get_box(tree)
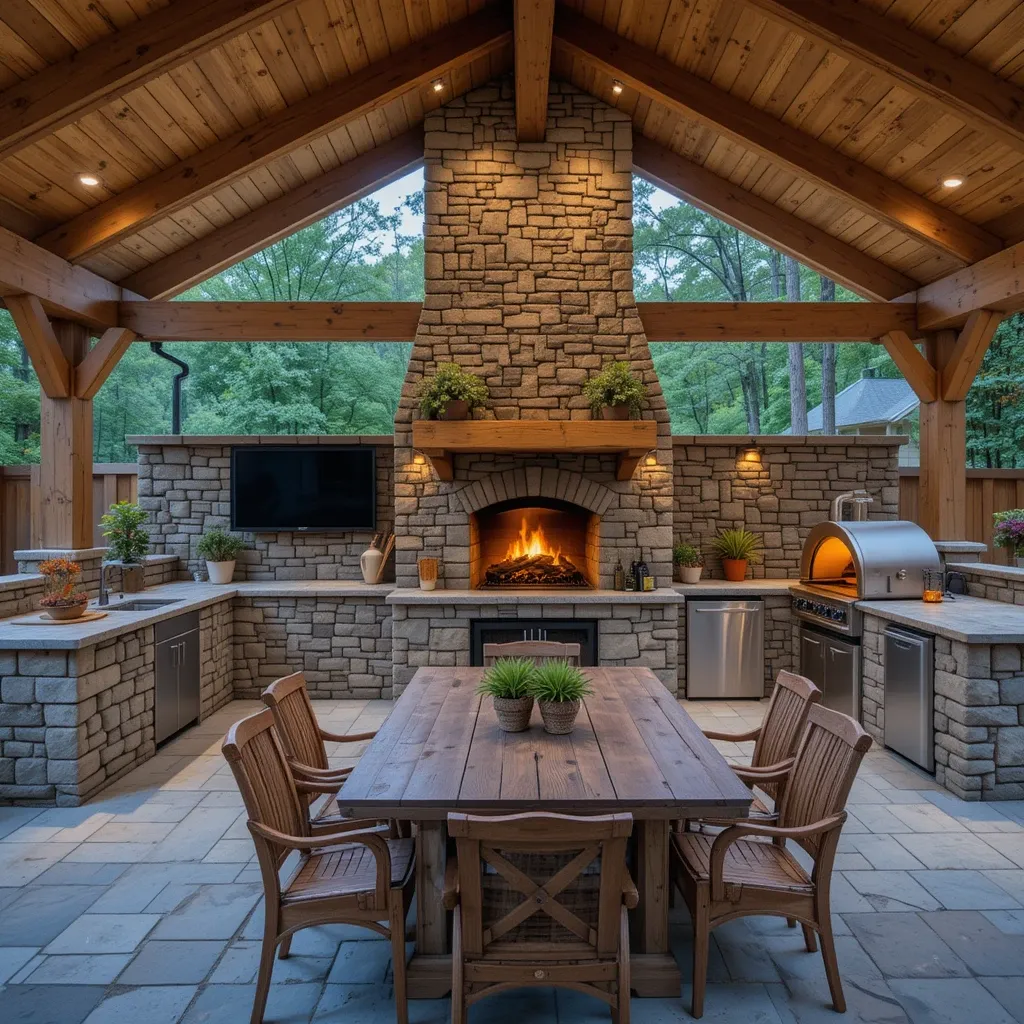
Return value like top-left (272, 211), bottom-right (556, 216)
top-left (819, 276), bottom-right (837, 434)
top-left (785, 256), bottom-right (808, 434)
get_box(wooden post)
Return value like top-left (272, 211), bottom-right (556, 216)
top-left (917, 330), bottom-right (966, 540)
top-left (39, 319), bottom-right (93, 549)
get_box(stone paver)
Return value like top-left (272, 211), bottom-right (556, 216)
top-left (1, 697), bottom-right (1024, 1024)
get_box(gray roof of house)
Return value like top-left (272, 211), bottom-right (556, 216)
top-left (805, 376), bottom-right (918, 431)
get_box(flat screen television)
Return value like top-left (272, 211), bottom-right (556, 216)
top-left (231, 446), bottom-right (376, 532)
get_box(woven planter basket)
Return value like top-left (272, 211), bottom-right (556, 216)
top-left (539, 699), bottom-right (581, 735)
top-left (493, 696), bottom-right (534, 733)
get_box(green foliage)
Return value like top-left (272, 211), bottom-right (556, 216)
top-left (416, 362), bottom-right (488, 418)
top-left (477, 657), bottom-right (536, 699)
top-left (197, 527), bottom-right (245, 562)
top-left (100, 501), bottom-right (150, 563)
top-left (529, 660), bottom-right (593, 703)
top-left (673, 542), bottom-right (702, 567)
top-left (992, 509), bottom-right (1024, 554)
top-left (583, 361), bottom-right (648, 416)
top-left (712, 528), bottom-right (762, 563)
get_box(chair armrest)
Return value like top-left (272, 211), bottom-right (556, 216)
top-left (731, 757), bottom-right (794, 786)
top-left (702, 726), bottom-right (762, 742)
top-left (296, 779), bottom-right (346, 796)
top-left (442, 856), bottom-right (460, 910)
top-left (319, 728), bottom-right (378, 744)
top-left (288, 759), bottom-right (352, 781)
top-left (311, 818), bottom-right (390, 837)
top-left (622, 872), bottom-right (639, 910)
top-left (707, 813), bottom-right (847, 901)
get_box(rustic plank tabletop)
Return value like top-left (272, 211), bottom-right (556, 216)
top-left (339, 666), bottom-right (753, 999)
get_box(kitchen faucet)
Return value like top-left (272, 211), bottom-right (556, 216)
top-left (98, 563), bottom-right (122, 606)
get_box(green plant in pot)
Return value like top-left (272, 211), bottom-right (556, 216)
top-left (529, 660), bottom-right (593, 735)
top-left (712, 528), bottom-right (762, 582)
top-left (100, 501), bottom-right (150, 592)
top-left (197, 527), bottom-right (246, 584)
top-left (583, 360), bottom-right (648, 420)
top-left (478, 657), bottom-right (536, 732)
top-left (417, 362), bottom-right (488, 421)
top-left (673, 541), bottom-right (704, 584)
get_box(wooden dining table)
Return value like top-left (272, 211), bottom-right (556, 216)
top-left (338, 665), bottom-right (753, 998)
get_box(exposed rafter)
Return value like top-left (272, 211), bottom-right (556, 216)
top-left (0, 0), bottom-right (303, 161)
top-left (555, 6), bottom-right (1001, 265)
top-left (742, 0), bottom-right (1024, 155)
top-left (122, 130), bottom-right (424, 299)
top-left (632, 136), bottom-right (915, 301)
top-left (515, 0), bottom-right (556, 141)
top-left (37, 8), bottom-right (512, 263)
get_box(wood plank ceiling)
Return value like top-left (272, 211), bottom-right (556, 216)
top-left (1, 0), bottom-right (1024, 301)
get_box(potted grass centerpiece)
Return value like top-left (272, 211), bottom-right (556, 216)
top-left (713, 528), bottom-right (762, 582)
top-left (530, 660), bottom-right (593, 735)
top-left (417, 362), bottom-right (488, 421)
top-left (478, 657), bottom-right (536, 733)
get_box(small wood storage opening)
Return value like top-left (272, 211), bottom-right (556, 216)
top-left (470, 498), bottom-right (599, 589)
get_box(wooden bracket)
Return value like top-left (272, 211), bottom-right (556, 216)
top-left (879, 330), bottom-right (937, 403)
top-left (616, 450), bottom-right (648, 481)
top-left (74, 327), bottom-right (136, 399)
top-left (6, 293), bottom-right (72, 398)
top-left (941, 310), bottom-right (1003, 401)
top-left (421, 449), bottom-right (454, 482)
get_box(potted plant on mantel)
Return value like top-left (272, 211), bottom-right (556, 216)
top-left (417, 362), bottom-right (488, 421)
top-left (197, 527), bottom-right (246, 584)
top-left (530, 660), bottom-right (593, 735)
top-left (38, 557), bottom-right (89, 620)
top-left (713, 528), bottom-right (763, 582)
top-left (478, 657), bottom-right (536, 733)
top-left (673, 542), bottom-right (704, 584)
top-left (583, 360), bottom-right (648, 420)
top-left (994, 509), bottom-right (1024, 568)
top-left (100, 500), bottom-right (150, 593)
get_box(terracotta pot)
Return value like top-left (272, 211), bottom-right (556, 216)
top-left (206, 560), bottom-right (236, 584)
top-left (538, 699), bottom-right (581, 735)
top-left (439, 400), bottom-right (470, 421)
top-left (721, 558), bottom-right (748, 582)
top-left (600, 404), bottom-right (631, 421)
top-left (43, 603), bottom-right (87, 621)
top-left (678, 565), bottom-right (703, 584)
top-left (493, 695), bottom-right (534, 733)
top-left (121, 563), bottom-right (145, 593)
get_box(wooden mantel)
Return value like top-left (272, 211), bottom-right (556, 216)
top-left (411, 419), bottom-right (659, 481)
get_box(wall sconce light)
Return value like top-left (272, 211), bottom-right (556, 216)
top-left (611, 80), bottom-right (624, 95)
top-left (740, 446), bottom-right (761, 464)
top-left (644, 453), bottom-right (657, 466)
top-left (431, 79), bottom-right (444, 93)
top-left (413, 453), bottom-right (426, 465)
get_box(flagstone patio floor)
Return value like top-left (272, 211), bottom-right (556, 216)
top-left (1, 697), bottom-right (1023, 1024)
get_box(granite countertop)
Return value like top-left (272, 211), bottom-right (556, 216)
top-left (674, 579), bottom-right (797, 596)
top-left (857, 595), bottom-right (1024, 644)
top-left (386, 587), bottom-right (686, 605)
top-left (0, 579), bottom-right (397, 649)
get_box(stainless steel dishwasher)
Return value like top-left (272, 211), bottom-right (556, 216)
top-left (686, 600), bottom-right (764, 698)
top-left (884, 625), bottom-right (934, 772)
top-left (155, 611), bottom-right (201, 745)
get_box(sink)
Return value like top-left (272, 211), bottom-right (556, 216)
top-left (100, 598), bottom-right (182, 612)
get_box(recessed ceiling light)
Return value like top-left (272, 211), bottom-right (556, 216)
top-left (611, 80), bottom-right (624, 95)
top-left (942, 176), bottom-right (964, 188)
top-left (79, 174), bottom-right (100, 187)
top-left (432, 79), bottom-right (444, 93)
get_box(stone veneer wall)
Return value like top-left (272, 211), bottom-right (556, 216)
top-left (131, 437), bottom-right (394, 581)
top-left (233, 596), bottom-right (391, 699)
top-left (392, 79), bottom-right (673, 590)
top-left (673, 437), bottom-right (903, 577)
top-left (862, 613), bottom-right (1024, 801)
top-left (959, 565), bottom-right (1024, 606)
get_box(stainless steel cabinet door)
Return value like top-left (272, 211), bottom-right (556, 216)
top-left (825, 639), bottom-right (861, 720)
top-left (155, 638), bottom-right (178, 745)
top-left (799, 628), bottom-right (826, 692)
top-left (178, 631), bottom-right (201, 732)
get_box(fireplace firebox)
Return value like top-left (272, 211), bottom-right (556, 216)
top-left (471, 620), bottom-right (598, 665)
top-left (470, 498), bottom-right (599, 588)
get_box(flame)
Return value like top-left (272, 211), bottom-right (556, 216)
top-left (505, 517), bottom-right (561, 564)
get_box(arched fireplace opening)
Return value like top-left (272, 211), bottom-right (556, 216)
top-left (470, 497), bottom-right (599, 589)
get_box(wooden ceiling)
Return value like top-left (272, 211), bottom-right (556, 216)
top-left (3, 0), bottom-right (1024, 302)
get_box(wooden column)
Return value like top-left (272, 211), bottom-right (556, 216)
top-left (39, 319), bottom-right (93, 548)
top-left (918, 330), bottom-right (965, 540)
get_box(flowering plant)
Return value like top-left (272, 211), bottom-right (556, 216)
top-left (993, 510), bottom-right (1024, 556)
top-left (38, 558), bottom-right (88, 608)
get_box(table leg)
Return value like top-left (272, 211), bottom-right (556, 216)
top-left (633, 819), bottom-right (680, 997)
top-left (409, 822), bottom-right (452, 998)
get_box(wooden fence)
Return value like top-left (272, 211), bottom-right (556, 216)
top-left (0, 465), bottom-right (138, 575)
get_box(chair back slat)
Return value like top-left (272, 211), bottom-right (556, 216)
top-left (262, 671), bottom-right (330, 773)
top-left (482, 641), bottom-right (581, 666)
top-left (778, 705), bottom-right (872, 857)
top-left (223, 709), bottom-right (309, 867)
top-left (752, 671), bottom-right (821, 801)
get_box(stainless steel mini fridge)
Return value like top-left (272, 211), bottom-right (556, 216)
top-left (686, 600), bottom-right (764, 699)
top-left (884, 625), bottom-right (935, 772)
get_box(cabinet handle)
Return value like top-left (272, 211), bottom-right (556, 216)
top-left (804, 637), bottom-right (822, 650)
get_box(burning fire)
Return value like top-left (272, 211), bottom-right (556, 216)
top-left (505, 518), bottom-right (561, 564)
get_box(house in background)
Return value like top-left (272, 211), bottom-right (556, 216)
top-left (805, 368), bottom-right (920, 466)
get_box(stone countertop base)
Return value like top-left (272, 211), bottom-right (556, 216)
top-left (947, 562), bottom-right (1024, 584)
top-left (386, 587), bottom-right (686, 605)
top-left (856, 594), bottom-right (1024, 643)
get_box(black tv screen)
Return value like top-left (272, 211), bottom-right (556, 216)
top-left (231, 446), bottom-right (376, 532)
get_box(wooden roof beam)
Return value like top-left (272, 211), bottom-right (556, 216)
top-left (515, 0), bottom-right (556, 141)
top-left (37, 8), bottom-right (512, 263)
top-left (555, 6), bottom-right (1001, 265)
top-left (0, 0), bottom-right (304, 162)
top-left (122, 130), bottom-right (424, 299)
top-left (743, 0), bottom-right (1024, 155)
top-left (633, 136), bottom-right (914, 301)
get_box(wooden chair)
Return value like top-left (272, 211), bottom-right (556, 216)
top-left (261, 671), bottom-right (379, 833)
top-left (482, 640), bottom-right (581, 665)
top-left (671, 705), bottom-right (872, 1019)
top-left (697, 670), bottom-right (822, 824)
top-left (444, 811), bottom-right (637, 1024)
top-left (222, 709), bottom-right (415, 1024)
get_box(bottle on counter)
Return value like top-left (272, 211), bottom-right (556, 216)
top-left (624, 567), bottom-right (636, 591)
top-left (635, 548), bottom-right (650, 590)
top-left (613, 559), bottom-right (625, 591)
